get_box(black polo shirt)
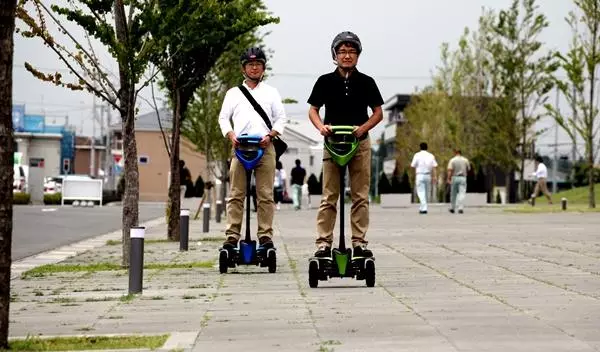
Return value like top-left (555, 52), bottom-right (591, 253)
top-left (307, 68), bottom-right (384, 132)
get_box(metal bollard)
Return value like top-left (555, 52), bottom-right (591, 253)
top-left (180, 208), bottom-right (190, 251)
top-left (128, 227), bottom-right (145, 294)
top-left (561, 197), bottom-right (567, 211)
top-left (202, 203), bottom-right (210, 233)
top-left (216, 200), bottom-right (222, 223)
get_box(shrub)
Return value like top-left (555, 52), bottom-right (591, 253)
top-left (13, 192), bottom-right (31, 205)
top-left (377, 173), bottom-right (391, 194)
top-left (44, 193), bottom-right (62, 205)
top-left (307, 173), bottom-right (321, 195)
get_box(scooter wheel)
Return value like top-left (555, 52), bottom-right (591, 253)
top-left (267, 249), bottom-right (277, 273)
top-left (219, 250), bottom-right (228, 274)
top-left (365, 259), bottom-right (375, 287)
top-left (308, 260), bottom-right (319, 288)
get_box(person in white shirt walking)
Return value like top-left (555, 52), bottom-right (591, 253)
top-left (273, 161), bottom-right (287, 210)
top-left (530, 155), bottom-right (553, 204)
top-left (447, 149), bottom-right (471, 214)
top-left (410, 142), bottom-right (438, 214)
top-left (217, 47), bottom-right (287, 251)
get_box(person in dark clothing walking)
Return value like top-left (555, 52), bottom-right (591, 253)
top-left (290, 159), bottom-right (307, 210)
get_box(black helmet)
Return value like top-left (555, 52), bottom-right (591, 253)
top-left (240, 47), bottom-right (267, 66)
top-left (331, 31), bottom-right (362, 59)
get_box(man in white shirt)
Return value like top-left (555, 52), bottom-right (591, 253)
top-left (410, 142), bottom-right (438, 214)
top-left (218, 47), bottom-right (286, 251)
top-left (530, 155), bottom-right (553, 204)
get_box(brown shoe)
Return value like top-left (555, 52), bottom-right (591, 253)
top-left (222, 236), bottom-right (238, 249)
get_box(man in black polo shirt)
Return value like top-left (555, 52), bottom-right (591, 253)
top-left (307, 31), bottom-right (384, 258)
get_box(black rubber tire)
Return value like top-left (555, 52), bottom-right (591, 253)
top-left (309, 260), bottom-right (319, 288)
top-left (268, 250), bottom-right (277, 273)
top-left (365, 259), bottom-right (375, 287)
top-left (219, 250), bottom-right (228, 274)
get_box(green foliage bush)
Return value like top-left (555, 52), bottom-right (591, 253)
top-left (44, 193), bottom-right (62, 205)
top-left (13, 193), bottom-right (31, 205)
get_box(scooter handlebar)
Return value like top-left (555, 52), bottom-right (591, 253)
top-left (329, 125), bottom-right (355, 134)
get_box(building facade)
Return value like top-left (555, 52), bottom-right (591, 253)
top-left (109, 109), bottom-right (207, 202)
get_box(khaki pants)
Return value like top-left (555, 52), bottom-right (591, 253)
top-left (226, 144), bottom-right (276, 240)
top-left (532, 178), bottom-right (552, 202)
top-left (316, 138), bottom-right (371, 247)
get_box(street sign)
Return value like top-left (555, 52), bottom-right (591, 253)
top-left (29, 157), bottom-right (45, 168)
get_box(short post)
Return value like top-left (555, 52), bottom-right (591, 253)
top-left (202, 202), bottom-right (210, 233)
top-left (128, 227), bottom-right (145, 294)
top-left (180, 208), bottom-right (190, 251)
top-left (561, 197), bottom-right (567, 211)
top-left (215, 200), bottom-right (223, 223)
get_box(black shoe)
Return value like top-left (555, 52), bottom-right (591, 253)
top-left (458, 209), bottom-right (464, 214)
top-left (352, 244), bottom-right (373, 258)
top-left (419, 210), bottom-right (428, 214)
top-left (449, 209), bottom-right (455, 214)
top-left (314, 245), bottom-right (331, 258)
top-left (258, 236), bottom-right (274, 250)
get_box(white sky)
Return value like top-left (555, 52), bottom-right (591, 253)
top-left (12, 0), bottom-right (577, 157)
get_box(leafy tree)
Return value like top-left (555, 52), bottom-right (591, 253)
top-left (545, 0), bottom-right (600, 208)
top-left (0, 0), bottom-right (17, 346)
top-left (490, 0), bottom-right (558, 200)
top-left (149, 0), bottom-right (278, 240)
top-left (16, 0), bottom-right (158, 266)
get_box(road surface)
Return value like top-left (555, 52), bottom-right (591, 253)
top-left (12, 203), bottom-right (166, 260)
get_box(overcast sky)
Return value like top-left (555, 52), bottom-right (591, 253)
top-left (12, 0), bottom-right (577, 156)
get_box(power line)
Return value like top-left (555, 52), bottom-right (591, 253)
top-left (271, 72), bottom-right (432, 80)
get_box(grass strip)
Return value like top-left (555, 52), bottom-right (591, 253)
top-left (8, 334), bottom-right (169, 351)
top-left (22, 260), bottom-right (215, 279)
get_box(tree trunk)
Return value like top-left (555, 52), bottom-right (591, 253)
top-left (0, 1), bottom-right (16, 347)
top-left (588, 139), bottom-right (596, 208)
top-left (121, 104), bottom-right (139, 267)
top-left (519, 118), bottom-right (527, 202)
top-left (168, 89), bottom-right (182, 241)
top-left (114, 0), bottom-right (139, 267)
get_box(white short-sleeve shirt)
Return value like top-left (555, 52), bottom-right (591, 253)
top-left (410, 150), bottom-right (438, 174)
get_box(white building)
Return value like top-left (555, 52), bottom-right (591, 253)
top-left (279, 118), bottom-right (323, 179)
top-left (15, 132), bottom-right (62, 178)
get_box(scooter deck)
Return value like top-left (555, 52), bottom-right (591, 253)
top-left (309, 249), bottom-right (374, 280)
top-left (225, 246), bottom-right (275, 267)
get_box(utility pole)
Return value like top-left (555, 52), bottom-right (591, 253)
top-left (105, 104), bottom-right (113, 189)
top-left (553, 88), bottom-right (559, 194)
top-left (571, 84), bottom-right (578, 189)
top-left (90, 96), bottom-right (96, 177)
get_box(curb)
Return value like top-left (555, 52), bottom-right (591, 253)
top-left (10, 216), bottom-right (166, 280)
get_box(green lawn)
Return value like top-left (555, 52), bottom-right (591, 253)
top-left (504, 183), bottom-right (600, 213)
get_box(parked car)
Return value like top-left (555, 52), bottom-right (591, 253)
top-left (44, 176), bottom-right (63, 194)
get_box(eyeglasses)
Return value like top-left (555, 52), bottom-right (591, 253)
top-left (245, 62), bottom-right (264, 68)
top-left (336, 50), bottom-right (358, 57)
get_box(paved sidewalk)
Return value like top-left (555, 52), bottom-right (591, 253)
top-left (9, 203), bottom-right (600, 351)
